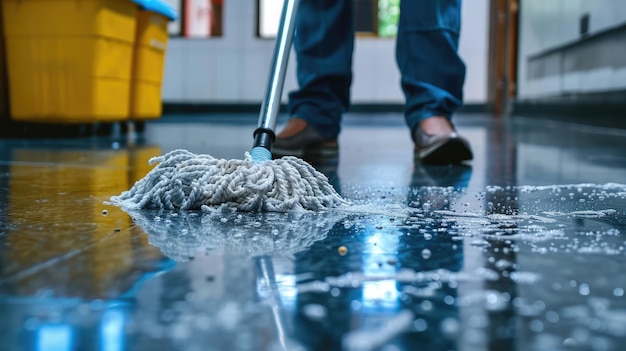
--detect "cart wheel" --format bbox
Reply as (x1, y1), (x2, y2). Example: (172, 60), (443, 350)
(120, 121), (130, 134)
(134, 121), (146, 133)
(94, 122), (113, 136)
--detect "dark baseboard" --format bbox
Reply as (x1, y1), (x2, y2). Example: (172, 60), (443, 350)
(163, 103), (264, 114)
(0, 118), (143, 139)
(513, 91), (626, 129)
(161, 102), (489, 115)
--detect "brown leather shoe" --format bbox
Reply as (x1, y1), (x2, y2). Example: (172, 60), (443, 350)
(272, 118), (338, 157)
(413, 122), (473, 164)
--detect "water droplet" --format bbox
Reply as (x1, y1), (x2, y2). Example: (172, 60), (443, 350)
(529, 319), (544, 333)
(563, 338), (578, 347)
(414, 318), (428, 332)
(579, 283), (590, 296)
(471, 240), (490, 247)
(338, 246), (348, 256)
(533, 300), (546, 312)
(545, 311), (559, 323)
(614, 288), (624, 297)
(303, 304), (327, 320)
(440, 318), (460, 335)
(421, 248), (431, 259)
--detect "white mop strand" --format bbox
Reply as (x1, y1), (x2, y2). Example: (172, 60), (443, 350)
(109, 149), (349, 212)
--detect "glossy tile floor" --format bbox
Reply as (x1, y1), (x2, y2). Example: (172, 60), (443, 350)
(1, 113), (626, 351)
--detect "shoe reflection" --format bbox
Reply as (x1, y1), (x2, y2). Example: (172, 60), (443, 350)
(410, 163), (473, 189)
(288, 161), (473, 350)
(407, 163), (472, 211)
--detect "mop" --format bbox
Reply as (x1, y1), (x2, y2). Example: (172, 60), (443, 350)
(109, 0), (348, 212)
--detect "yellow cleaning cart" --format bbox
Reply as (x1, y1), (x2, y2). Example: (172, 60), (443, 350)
(129, 0), (176, 120)
(1, 0), (176, 124)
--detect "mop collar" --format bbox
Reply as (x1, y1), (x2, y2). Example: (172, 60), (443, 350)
(108, 149), (349, 212)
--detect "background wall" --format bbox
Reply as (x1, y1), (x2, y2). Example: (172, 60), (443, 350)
(161, 0), (490, 105)
(517, 0), (626, 100)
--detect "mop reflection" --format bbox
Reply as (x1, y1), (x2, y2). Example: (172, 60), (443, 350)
(131, 208), (343, 261)
(128, 204), (346, 350)
(291, 163), (473, 350)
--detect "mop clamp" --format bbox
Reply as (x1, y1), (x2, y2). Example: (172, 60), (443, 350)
(251, 128), (276, 164)
(253, 127), (276, 151)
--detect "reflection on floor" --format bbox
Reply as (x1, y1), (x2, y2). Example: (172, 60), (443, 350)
(1, 113), (626, 351)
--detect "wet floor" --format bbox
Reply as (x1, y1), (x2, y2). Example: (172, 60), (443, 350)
(1, 113), (625, 351)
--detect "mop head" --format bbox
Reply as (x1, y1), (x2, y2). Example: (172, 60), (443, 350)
(108, 149), (349, 212)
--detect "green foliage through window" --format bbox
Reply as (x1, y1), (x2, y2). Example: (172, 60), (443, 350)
(378, 0), (400, 37)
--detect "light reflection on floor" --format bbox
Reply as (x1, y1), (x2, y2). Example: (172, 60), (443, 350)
(1, 113), (626, 351)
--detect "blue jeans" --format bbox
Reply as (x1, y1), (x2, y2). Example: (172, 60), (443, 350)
(287, 0), (466, 139)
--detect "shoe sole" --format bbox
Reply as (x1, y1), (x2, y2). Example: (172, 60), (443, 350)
(416, 137), (473, 165)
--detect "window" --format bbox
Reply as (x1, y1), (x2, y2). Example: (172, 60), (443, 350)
(258, 0), (283, 39)
(377, 0), (400, 37)
(257, 0), (400, 38)
(166, 0), (223, 37)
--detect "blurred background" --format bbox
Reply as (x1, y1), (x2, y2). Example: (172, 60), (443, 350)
(160, 0), (626, 117)
(1, 0), (625, 132)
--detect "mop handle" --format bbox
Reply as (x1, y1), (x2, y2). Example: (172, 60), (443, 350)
(251, 0), (300, 163)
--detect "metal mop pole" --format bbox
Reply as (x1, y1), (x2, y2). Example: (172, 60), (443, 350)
(255, 256), (302, 350)
(250, 0), (300, 164)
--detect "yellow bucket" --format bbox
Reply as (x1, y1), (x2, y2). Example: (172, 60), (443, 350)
(129, 10), (169, 120)
(2, 0), (138, 123)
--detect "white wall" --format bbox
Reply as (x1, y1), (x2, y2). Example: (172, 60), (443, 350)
(162, 0), (490, 104)
(517, 0), (626, 99)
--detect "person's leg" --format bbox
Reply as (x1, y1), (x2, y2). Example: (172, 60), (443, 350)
(396, 0), (472, 163)
(274, 0), (354, 156)
(397, 0), (465, 131)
